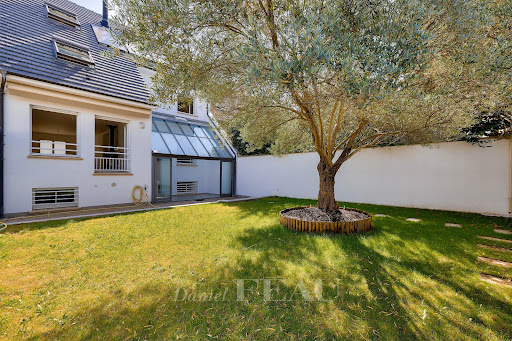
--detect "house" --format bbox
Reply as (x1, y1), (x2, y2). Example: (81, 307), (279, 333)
(0, 0), (236, 216)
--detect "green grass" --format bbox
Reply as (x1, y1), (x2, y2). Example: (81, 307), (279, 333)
(0, 197), (511, 340)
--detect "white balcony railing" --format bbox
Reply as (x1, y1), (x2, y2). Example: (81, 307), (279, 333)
(31, 140), (78, 156)
(94, 145), (130, 172)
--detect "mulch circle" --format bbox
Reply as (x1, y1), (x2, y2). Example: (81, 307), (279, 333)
(279, 206), (372, 234)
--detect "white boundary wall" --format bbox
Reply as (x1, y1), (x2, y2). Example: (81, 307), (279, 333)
(237, 140), (512, 216)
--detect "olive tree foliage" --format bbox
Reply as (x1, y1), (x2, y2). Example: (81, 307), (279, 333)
(111, 0), (511, 213)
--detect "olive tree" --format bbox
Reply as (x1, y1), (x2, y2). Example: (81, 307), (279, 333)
(112, 0), (510, 215)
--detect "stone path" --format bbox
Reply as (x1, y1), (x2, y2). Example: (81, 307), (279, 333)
(476, 226), (512, 287)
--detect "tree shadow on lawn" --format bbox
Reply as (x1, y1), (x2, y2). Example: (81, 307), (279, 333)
(26, 220), (511, 340)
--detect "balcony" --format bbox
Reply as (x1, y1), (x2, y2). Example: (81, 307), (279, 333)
(31, 140), (78, 157)
(94, 145), (130, 172)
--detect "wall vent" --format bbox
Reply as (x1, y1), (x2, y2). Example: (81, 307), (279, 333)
(176, 158), (196, 165)
(176, 181), (197, 194)
(32, 187), (78, 210)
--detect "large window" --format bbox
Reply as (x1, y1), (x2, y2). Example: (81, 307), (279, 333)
(31, 108), (78, 156)
(94, 117), (129, 172)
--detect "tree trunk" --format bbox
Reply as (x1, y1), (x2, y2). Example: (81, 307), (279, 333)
(317, 159), (340, 213)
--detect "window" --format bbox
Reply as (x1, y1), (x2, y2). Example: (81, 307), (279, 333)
(176, 181), (197, 194)
(94, 117), (129, 172)
(53, 37), (94, 66)
(32, 188), (78, 210)
(176, 158), (196, 166)
(46, 3), (80, 28)
(177, 100), (194, 115)
(31, 108), (78, 156)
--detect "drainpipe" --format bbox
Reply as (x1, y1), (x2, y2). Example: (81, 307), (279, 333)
(0, 69), (7, 218)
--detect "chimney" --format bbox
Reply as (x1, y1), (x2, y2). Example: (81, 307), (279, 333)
(101, 0), (109, 28)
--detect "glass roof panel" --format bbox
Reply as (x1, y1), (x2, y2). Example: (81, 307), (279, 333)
(167, 122), (184, 135)
(151, 131), (169, 154)
(192, 125), (206, 138)
(188, 136), (210, 157)
(154, 119), (170, 133)
(179, 124), (195, 137)
(174, 135), (197, 155)
(151, 117), (234, 159)
(161, 132), (184, 155)
(199, 137), (220, 157)
(201, 126), (216, 139)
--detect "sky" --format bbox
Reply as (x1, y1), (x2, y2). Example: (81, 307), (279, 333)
(69, 0), (104, 14)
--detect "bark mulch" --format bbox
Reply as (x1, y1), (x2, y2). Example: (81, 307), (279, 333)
(282, 207), (369, 223)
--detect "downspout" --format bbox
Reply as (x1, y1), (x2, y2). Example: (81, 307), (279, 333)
(0, 69), (7, 218)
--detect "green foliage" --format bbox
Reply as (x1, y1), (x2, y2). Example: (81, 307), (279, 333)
(462, 106), (512, 144)
(111, 0), (510, 156)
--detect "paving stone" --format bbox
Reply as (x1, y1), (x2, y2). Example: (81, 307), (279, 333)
(445, 223), (462, 228)
(480, 274), (512, 287)
(478, 235), (512, 244)
(374, 214), (387, 217)
(477, 244), (512, 253)
(495, 229), (512, 235)
(477, 256), (512, 268)
(406, 218), (421, 222)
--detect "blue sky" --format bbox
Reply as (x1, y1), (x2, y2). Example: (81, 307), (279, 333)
(70, 0), (103, 14)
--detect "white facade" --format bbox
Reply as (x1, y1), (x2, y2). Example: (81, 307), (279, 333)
(237, 140), (512, 216)
(3, 75), (154, 215)
(138, 67), (210, 122)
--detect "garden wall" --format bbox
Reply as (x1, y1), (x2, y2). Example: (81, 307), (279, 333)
(236, 139), (512, 216)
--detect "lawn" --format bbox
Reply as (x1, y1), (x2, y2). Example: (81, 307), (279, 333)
(0, 198), (511, 340)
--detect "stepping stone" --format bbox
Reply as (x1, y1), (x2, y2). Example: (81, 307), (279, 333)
(374, 214), (387, 217)
(406, 218), (421, 222)
(445, 223), (461, 228)
(480, 273), (512, 288)
(495, 229), (512, 235)
(477, 256), (512, 268)
(478, 236), (512, 244)
(477, 244), (512, 253)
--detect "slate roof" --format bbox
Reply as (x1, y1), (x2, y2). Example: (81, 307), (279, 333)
(0, 0), (151, 104)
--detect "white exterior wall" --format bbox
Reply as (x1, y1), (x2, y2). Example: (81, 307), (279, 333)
(138, 67), (209, 122)
(237, 140), (512, 216)
(172, 159), (221, 195)
(4, 91), (153, 215)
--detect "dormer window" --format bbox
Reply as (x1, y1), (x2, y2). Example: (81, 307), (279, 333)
(45, 3), (80, 28)
(53, 37), (94, 66)
(177, 100), (194, 115)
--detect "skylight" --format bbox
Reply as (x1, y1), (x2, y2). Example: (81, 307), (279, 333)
(53, 38), (94, 66)
(151, 117), (235, 159)
(45, 3), (80, 28)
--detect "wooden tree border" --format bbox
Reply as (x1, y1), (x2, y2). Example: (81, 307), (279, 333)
(279, 207), (372, 234)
